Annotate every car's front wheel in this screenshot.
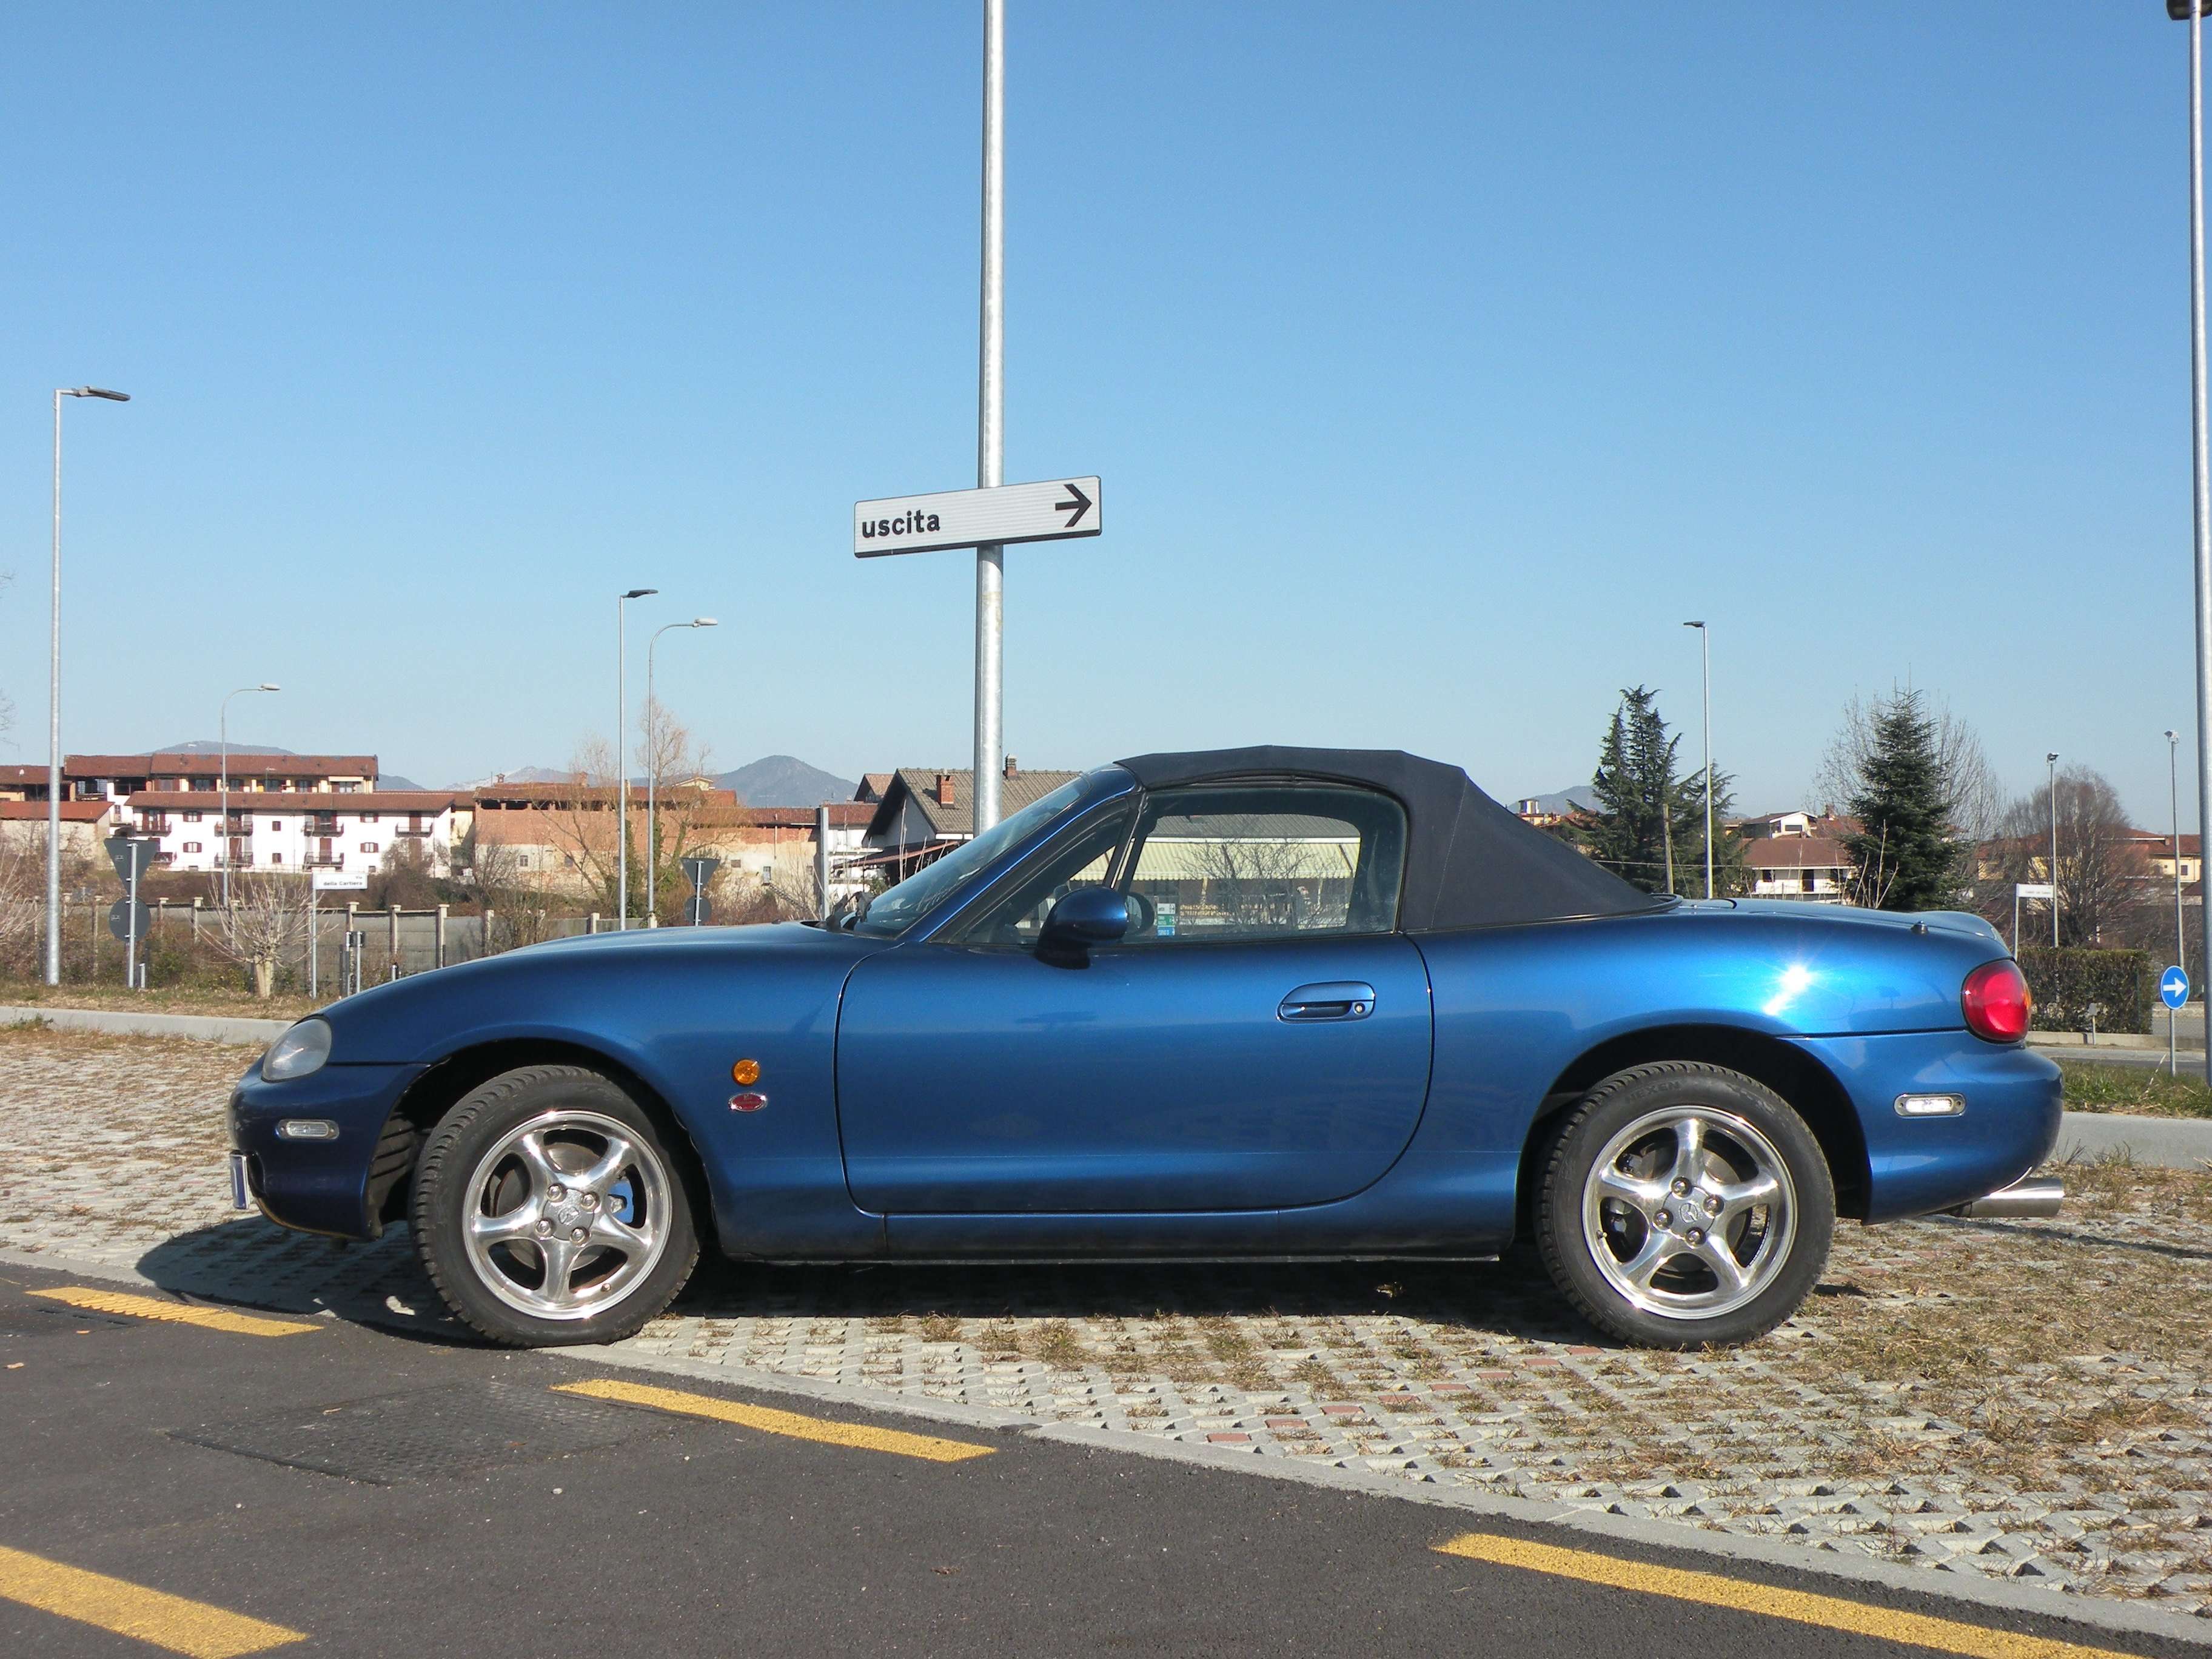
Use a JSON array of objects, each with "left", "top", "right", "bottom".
[
  {"left": 1535, "top": 1062, "right": 1833, "bottom": 1347},
  {"left": 412, "top": 1064, "right": 699, "bottom": 1347}
]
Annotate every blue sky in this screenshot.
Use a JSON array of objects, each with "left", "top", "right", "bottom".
[{"left": 0, "top": 4, "right": 2200, "bottom": 822}]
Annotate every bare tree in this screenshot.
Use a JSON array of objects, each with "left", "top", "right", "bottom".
[
  {"left": 0, "top": 826, "right": 41, "bottom": 973},
  {"left": 208, "top": 871, "right": 313, "bottom": 997},
  {"left": 636, "top": 699, "right": 723, "bottom": 923},
  {"left": 457, "top": 834, "right": 559, "bottom": 953},
  {"left": 1979, "top": 766, "right": 2148, "bottom": 947}
]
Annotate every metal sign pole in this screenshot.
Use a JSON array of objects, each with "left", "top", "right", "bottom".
[
  {"left": 973, "top": 0, "right": 1006, "bottom": 836},
  {"left": 125, "top": 846, "right": 139, "bottom": 991},
  {"left": 2188, "top": 0, "right": 2212, "bottom": 1085}
]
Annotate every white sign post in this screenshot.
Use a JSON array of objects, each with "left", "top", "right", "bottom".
[
  {"left": 854, "top": 478, "right": 1100, "bottom": 559},
  {"left": 2012, "top": 881, "right": 2055, "bottom": 954}
]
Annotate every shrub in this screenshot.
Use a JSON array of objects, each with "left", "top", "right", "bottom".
[{"left": 2016, "top": 947, "right": 2154, "bottom": 1034}]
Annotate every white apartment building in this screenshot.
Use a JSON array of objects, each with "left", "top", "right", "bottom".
[{"left": 127, "top": 791, "right": 464, "bottom": 877}]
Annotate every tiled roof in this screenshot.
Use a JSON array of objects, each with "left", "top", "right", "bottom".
[
  {"left": 1743, "top": 837, "right": 1851, "bottom": 871},
  {"left": 884, "top": 767, "right": 1084, "bottom": 840},
  {"left": 65, "top": 753, "right": 376, "bottom": 777},
  {"left": 0, "top": 800, "right": 112, "bottom": 822},
  {"left": 127, "top": 791, "right": 459, "bottom": 811}
]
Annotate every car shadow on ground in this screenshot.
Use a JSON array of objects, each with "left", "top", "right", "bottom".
[{"left": 129, "top": 1218, "right": 1610, "bottom": 1351}]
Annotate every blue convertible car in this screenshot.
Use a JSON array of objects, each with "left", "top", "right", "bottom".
[{"left": 230, "top": 746, "right": 2062, "bottom": 1349}]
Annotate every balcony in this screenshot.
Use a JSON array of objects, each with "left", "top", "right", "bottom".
[{"left": 303, "top": 851, "right": 346, "bottom": 869}]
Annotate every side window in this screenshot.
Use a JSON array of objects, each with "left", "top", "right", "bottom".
[
  {"left": 1123, "top": 785, "right": 1405, "bottom": 942},
  {"left": 944, "top": 805, "right": 1136, "bottom": 948}
]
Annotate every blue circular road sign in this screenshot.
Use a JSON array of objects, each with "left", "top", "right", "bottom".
[{"left": 2161, "top": 965, "right": 2190, "bottom": 1010}]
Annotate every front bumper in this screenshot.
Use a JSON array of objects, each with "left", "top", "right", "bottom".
[{"left": 228, "top": 1059, "right": 423, "bottom": 1239}]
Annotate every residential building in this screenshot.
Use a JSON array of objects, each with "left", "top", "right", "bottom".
[
  {"left": 65, "top": 752, "right": 378, "bottom": 802},
  {"left": 1742, "top": 836, "right": 1853, "bottom": 902},
  {"left": 858, "top": 761, "right": 1083, "bottom": 876},
  {"left": 126, "top": 790, "right": 463, "bottom": 875},
  {"left": 0, "top": 764, "right": 50, "bottom": 802},
  {"left": 0, "top": 799, "right": 117, "bottom": 859},
  {"left": 2131, "top": 831, "right": 2202, "bottom": 890}
]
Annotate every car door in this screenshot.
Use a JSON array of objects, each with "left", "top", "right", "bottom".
[{"left": 835, "top": 783, "right": 1433, "bottom": 1214}]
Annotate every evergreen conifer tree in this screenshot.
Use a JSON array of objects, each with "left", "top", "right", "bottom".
[
  {"left": 1844, "top": 688, "right": 1958, "bottom": 911},
  {"left": 1583, "top": 687, "right": 1740, "bottom": 894}
]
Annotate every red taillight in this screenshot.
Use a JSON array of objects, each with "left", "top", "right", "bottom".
[{"left": 1962, "top": 959, "right": 2033, "bottom": 1042}]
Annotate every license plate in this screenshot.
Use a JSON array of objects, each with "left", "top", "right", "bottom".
[{"left": 227, "top": 1152, "right": 252, "bottom": 1211}]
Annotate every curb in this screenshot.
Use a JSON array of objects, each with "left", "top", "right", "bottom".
[
  {"left": 2059, "top": 1110, "right": 2212, "bottom": 1171},
  {"left": 0, "top": 1004, "right": 289, "bottom": 1046},
  {"left": 2, "top": 1239, "right": 2207, "bottom": 1650}
]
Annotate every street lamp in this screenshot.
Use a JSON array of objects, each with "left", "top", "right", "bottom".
[
  {"left": 2171, "top": 0, "right": 2212, "bottom": 1084},
  {"left": 645, "top": 617, "right": 717, "bottom": 923},
  {"left": 2046, "top": 752, "right": 2061, "bottom": 948},
  {"left": 44, "top": 386, "right": 130, "bottom": 985},
  {"left": 220, "top": 684, "right": 280, "bottom": 910},
  {"left": 615, "top": 589, "right": 658, "bottom": 930},
  {"left": 1683, "top": 621, "right": 1712, "bottom": 899}
]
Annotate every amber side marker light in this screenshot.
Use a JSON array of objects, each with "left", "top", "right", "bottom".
[{"left": 731, "top": 1059, "right": 761, "bottom": 1086}]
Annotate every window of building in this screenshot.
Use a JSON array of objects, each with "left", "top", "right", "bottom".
[
  {"left": 361, "top": 813, "right": 380, "bottom": 823},
  {"left": 183, "top": 811, "right": 203, "bottom": 823},
  {"left": 360, "top": 842, "right": 380, "bottom": 854},
  {"left": 270, "top": 853, "right": 283, "bottom": 865},
  {"left": 183, "top": 842, "right": 202, "bottom": 854},
  {"left": 269, "top": 820, "right": 283, "bottom": 832}
]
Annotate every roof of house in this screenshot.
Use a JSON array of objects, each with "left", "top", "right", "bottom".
[
  {"left": 2130, "top": 830, "right": 2204, "bottom": 857},
  {"left": 873, "top": 767, "right": 1085, "bottom": 842},
  {"left": 856, "top": 773, "right": 894, "bottom": 802},
  {"left": 0, "top": 763, "right": 48, "bottom": 783},
  {"left": 470, "top": 784, "right": 737, "bottom": 809},
  {"left": 65, "top": 753, "right": 377, "bottom": 777},
  {"left": 1743, "top": 837, "right": 1852, "bottom": 871},
  {"left": 126, "top": 791, "right": 460, "bottom": 812},
  {"left": 729, "top": 804, "right": 874, "bottom": 828},
  {"left": 0, "top": 800, "right": 112, "bottom": 823}
]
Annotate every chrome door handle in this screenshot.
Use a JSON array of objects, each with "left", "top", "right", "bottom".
[{"left": 1278, "top": 982, "right": 1376, "bottom": 1022}]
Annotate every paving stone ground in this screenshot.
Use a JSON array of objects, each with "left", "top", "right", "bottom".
[{"left": 5, "top": 1026, "right": 2210, "bottom": 1619}]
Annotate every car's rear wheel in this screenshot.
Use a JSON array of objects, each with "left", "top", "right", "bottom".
[
  {"left": 1535, "top": 1062, "right": 1832, "bottom": 1347},
  {"left": 412, "top": 1064, "right": 699, "bottom": 1347}
]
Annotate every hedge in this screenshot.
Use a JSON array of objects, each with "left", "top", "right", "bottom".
[{"left": 2016, "top": 947, "right": 2154, "bottom": 1034}]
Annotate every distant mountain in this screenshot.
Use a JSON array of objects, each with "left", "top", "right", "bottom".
[
  {"left": 1517, "top": 786, "right": 1597, "bottom": 816},
  {"left": 716, "top": 755, "right": 858, "bottom": 806},
  {"left": 460, "top": 765, "right": 577, "bottom": 788},
  {"left": 378, "top": 774, "right": 426, "bottom": 792},
  {"left": 157, "top": 739, "right": 295, "bottom": 754}
]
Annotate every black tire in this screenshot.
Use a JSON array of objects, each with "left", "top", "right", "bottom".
[
  {"left": 1535, "top": 1062, "right": 1833, "bottom": 1348},
  {"left": 411, "top": 1064, "right": 700, "bottom": 1347}
]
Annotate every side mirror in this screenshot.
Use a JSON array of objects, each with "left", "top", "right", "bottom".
[{"left": 1038, "top": 886, "right": 1130, "bottom": 960}]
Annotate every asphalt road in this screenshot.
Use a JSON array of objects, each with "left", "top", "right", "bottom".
[{"left": 0, "top": 1264, "right": 2200, "bottom": 1659}]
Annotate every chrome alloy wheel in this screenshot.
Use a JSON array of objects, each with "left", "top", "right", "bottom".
[
  {"left": 1580, "top": 1105, "right": 1796, "bottom": 1321},
  {"left": 460, "top": 1108, "right": 672, "bottom": 1321}
]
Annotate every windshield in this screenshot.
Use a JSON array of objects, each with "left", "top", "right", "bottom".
[{"left": 854, "top": 779, "right": 1090, "bottom": 937}]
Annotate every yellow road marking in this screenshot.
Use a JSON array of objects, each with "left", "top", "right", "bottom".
[
  {"left": 554, "top": 1377, "right": 995, "bottom": 1463},
  {"left": 0, "top": 1544, "right": 303, "bottom": 1658},
  {"left": 29, "top": 1287, "right": 318, "bottom": 1338},
  {"left": 1434, "top": 1532, "right": 2139, "bottom": 1659}
]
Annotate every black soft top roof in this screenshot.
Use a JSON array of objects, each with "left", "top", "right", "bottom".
[{"left": 1113, "top": 745, "right": 1665, "bottom": 932}]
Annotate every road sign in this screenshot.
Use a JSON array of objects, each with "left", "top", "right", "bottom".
[
  {"left": 2163, "top": 965, "right": 2191, "bottom": 1010},
  {"left": 680, "top": 856, "right": 721, "bottom": 888},
  {"left": 312, "top": 870, "right": 369, "bottom": 891},
  {"left": 2014, "top": 882, "right": 2055, "bottom": 900},
  {"left": 107, "top": 898, "right": 150, "bottom": 943},
  {"left": 854, "top": 477, "right": 1101, "bottom": 558},
  {"left": 103, "top": 835, "right": 158, "bottom": 883}
]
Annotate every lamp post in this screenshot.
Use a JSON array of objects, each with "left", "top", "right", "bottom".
[
  {"left": 645, "top": 617, "right": 717, "bottom": 924},
  {"left": 44, "top": 386, "right": 130, "bottom": 985},
  {"left": 2171, "top": 0, "right": 2212, "bottom": 1083},
  {"left": 220, "top": 684, "right": 280, "bottom": 910},
  {"left": 1683, "top": 621, "right": 1712, "bottom": 899},
  {"left": 2046, "top": 752, "right": 2061, "bottom": 948},
  {"left": 615, "top": 589, "right": 658, "bottom": 930}
]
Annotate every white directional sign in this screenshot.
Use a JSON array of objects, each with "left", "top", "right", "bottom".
[
  {"left": 312, "top": 870, "right": 369, "bottom": 891},
  {"left": 2014, "top": 882, "right": 2056, "bottom": 900},
  {"left": 854, "top": 477, "right": 1101, "bottom": 558}
]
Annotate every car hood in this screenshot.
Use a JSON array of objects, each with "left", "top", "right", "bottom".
[{"left": 312, "top": 920, "right": 889, "bottom": 1064}]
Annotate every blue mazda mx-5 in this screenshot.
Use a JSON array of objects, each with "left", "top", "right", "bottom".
[{"left": 230, "top": 746, "right": 2063, "bottom": 1350}]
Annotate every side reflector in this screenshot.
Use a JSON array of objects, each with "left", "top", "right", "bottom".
[
  {"left": 1894, "top": 1093, "right": 1965, "bottom": 1118},
  {"left": 275, "top": 1119, "right": 340, "bottom": 1141},
  {"left": 729, "top": 1093, "right": 768, "bottom": 1113}
]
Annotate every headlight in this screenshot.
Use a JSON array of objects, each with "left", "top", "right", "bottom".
[{"left": 262, "top": 1019, "right": 332, "bottom": 1081}]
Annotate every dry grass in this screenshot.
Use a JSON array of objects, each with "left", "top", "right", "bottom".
[{"left": 0, "top": 979, "right": 320, "bottom": 1021}]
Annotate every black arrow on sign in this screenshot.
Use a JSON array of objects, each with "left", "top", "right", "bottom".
[{"left": 1054, "top": 481, "right": 1093, "bottom": 528}]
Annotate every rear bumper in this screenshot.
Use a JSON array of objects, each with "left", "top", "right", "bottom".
[{"left": 1794, "top": 1033, "right": 2062, "bottom": 1223}]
